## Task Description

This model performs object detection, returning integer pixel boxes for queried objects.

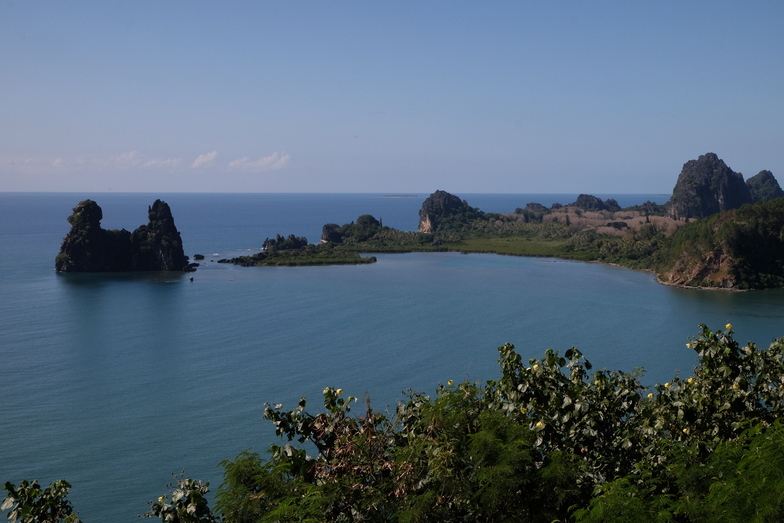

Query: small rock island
[55,199,194,272]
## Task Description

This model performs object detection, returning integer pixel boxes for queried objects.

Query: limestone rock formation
[669,153,753,219]
[418,190,482,233]
[746,170,784,203]
[56,199,192,272]
[570,194,621,212]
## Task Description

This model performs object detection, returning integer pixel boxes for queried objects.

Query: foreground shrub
[5,324,784,521]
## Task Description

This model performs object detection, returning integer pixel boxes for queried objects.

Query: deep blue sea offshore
[3,192,784,521]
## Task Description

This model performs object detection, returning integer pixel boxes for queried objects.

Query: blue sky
[1,1,782,193]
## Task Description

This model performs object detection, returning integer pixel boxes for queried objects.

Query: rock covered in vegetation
[417,190,484,233]
[570,194,621,212]
[669,153,753,219]
[513,202,549,223]
[55,199,193,272]
[133,200,192,271]
[626,200,669,216]
[746,170,784,203]
[321,214,383,244]
[524,202,548,212]
[657,197,784,289]
[262,234,308,252]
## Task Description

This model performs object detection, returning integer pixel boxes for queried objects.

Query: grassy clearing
[441,237,597,261]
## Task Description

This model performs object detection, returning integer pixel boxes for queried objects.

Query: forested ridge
[6,324,784,522]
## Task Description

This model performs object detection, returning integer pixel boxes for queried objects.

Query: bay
[2,192,783,521]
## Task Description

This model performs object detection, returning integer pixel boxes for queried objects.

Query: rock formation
[569,194,621,212]
[418,190,482,233]
[263,234,308,251]
[660,247,736,289]
[321,214,383,244]
[524,202,548,212]
[669,153,753,220]
[746,170,784,203]
[56,199,193,272]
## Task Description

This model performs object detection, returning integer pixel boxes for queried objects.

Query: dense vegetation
[579,197,784,288]
[747,170,784,204]
[6,324,784,522]
[218,242,377,267]
[261,234,309,252]
[651,198,784,288]
[322,215,386,244]
[327,195,784,289]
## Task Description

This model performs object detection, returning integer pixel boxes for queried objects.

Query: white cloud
[113,150,142,167]
[227,152,290,173]
[106,151,182,169]
[191,151,218,168]
[1,149,288,185]
[144,157,182,169]
[0,152,56,174]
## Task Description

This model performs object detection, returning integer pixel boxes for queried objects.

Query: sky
[1,1,783,194]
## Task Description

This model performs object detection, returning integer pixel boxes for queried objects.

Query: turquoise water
[2,192,784,521]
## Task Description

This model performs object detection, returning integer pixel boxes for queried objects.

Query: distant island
[56,153,784,289]
[225,152,784,290]
[55,199,196,272]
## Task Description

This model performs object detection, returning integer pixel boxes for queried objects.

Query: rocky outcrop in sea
[55,199,193,272]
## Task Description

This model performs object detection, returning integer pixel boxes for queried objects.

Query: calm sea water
[2,192,784,521]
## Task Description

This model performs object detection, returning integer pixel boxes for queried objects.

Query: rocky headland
[656,196,784,289]
[406,153,784,289]
[55,199,194,272]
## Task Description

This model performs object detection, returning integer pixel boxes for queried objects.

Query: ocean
[2,192,784,521]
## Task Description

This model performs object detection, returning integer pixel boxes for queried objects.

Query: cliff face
[746,170,784,203]
[669,153,753,220]
[129,200,190,271]
[660,247,736,289]
[56,199,192,272]
[656,197,784,289]
[418,190,482,233]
